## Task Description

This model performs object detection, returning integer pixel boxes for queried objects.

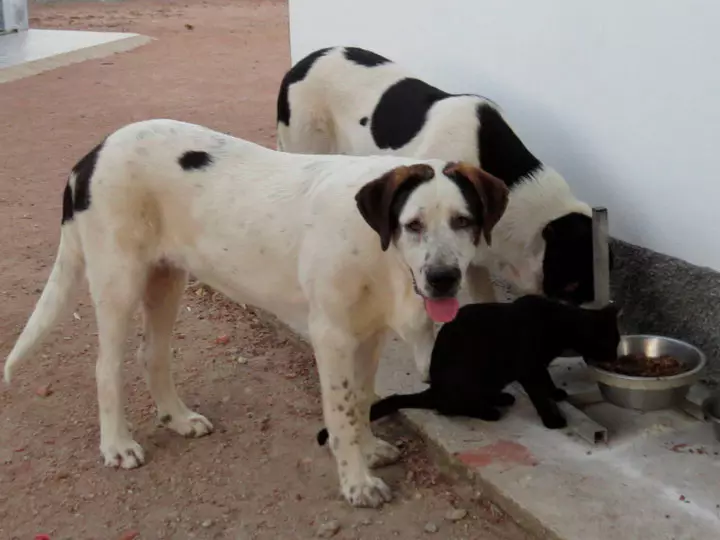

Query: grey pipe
[592,207,611,307]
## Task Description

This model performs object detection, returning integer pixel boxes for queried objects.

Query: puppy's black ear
[443,162,509,245]
[355,164,435,251]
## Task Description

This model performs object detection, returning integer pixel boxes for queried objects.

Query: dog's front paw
[363,437,401,469]
[101,438,145,469]
[552,388,569,402]
[541,414,567,430]
[342,474,392,508]
[160,410,214,438]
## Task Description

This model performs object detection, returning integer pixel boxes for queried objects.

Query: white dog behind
[278,46,611,308]
[4,119,508,508]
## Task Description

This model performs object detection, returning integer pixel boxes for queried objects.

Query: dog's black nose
[426,266,461,296]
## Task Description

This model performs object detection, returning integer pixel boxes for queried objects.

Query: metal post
[592,207,611,307]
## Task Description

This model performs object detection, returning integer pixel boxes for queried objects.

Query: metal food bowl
[588,335,706,411]
[701,392,720,442]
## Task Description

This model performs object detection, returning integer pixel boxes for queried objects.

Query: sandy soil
[0,1,533,538]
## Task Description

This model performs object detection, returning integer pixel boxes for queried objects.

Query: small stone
[237,356,248,364]
[201,519,213,528]
[317,520,341,537]
[221,396,230,403]
[424,522,439,534]
[36,384,53,398]
[445,508,468,522]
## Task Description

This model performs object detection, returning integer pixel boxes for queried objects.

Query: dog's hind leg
[85,253,147,469]
[138,263,213,438]
[355,333,400,469]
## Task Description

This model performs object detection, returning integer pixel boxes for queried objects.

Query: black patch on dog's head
[179,151,213,171]
[343,47,391,67]
[359,117,368,126]
[477,103,542,188]
[276,47,332,126]
[63,141,104,223]
[371,78,451,150]
[542,212,614,305]
[355,164,436,251]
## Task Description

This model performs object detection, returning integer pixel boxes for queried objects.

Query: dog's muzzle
[425,265,461,298]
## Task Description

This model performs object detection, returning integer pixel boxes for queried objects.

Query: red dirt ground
[0,1,532,539]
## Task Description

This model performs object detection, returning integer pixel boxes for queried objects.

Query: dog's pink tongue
[424,298,460,323]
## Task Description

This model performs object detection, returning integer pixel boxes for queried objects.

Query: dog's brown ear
[443,162,509,245]
[355,164,435,251]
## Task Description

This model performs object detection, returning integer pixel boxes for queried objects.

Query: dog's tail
[4,216,85,383]
[316,389,435,446]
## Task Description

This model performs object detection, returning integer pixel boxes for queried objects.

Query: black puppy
[317,295,620,445]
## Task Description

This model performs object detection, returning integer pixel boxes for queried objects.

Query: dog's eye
[404,219,424,233]
[451,215,474,230]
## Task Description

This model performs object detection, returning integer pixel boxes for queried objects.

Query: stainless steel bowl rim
[589,334,707,383]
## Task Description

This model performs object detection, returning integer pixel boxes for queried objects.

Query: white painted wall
[288,0,720,270]
[0,0,28,32]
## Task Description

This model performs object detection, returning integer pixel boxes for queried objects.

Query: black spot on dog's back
[477,104,541,188]
[359,117,368,126]
[63,141,103,223]
[277,47,333,126]
[343,47,391,67]
[179,151,213,171]
[371,78,451,150]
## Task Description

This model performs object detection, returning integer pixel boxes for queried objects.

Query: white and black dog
[277,46,613,306]
[4,119,508,508]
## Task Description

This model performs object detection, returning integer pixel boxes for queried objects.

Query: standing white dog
[4,119,508,508]
[277,46,613,307]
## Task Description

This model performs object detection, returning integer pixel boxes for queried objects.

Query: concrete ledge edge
[0,32,154,84]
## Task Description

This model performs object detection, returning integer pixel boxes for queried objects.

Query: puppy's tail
[4,218,84,383]
[316,389,435,446]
